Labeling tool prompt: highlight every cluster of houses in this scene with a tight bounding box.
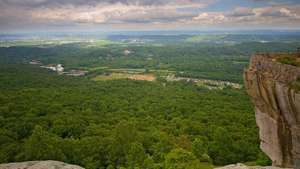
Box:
[29,60,87,76]
[165,74,242,90]
[41,64,64,73]
[123,49,132,55]
[65,70,89,77]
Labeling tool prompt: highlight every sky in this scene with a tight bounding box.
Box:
[0,0,300,32]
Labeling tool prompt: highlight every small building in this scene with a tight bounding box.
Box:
[124,49,132,56]
[40,64,64,73]
[56,64,64,72]
[29,60,42,65]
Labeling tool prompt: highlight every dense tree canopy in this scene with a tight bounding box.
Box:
[0,64,270,168]
[0,37,287,168]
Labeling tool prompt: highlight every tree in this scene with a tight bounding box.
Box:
[108,121,138,167]
[24,125,65,161]
[51,116,87,138]
[208,127,234,165]
[256,151,272,166]
[164,148,202,169]
[0,143,20,163]
[126,142,147,169]
[143,155,155,169]
[192,138,211,162]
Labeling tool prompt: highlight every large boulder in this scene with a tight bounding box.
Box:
[244,53,300,168]
[0,161,85,169]
[214,163,292,169]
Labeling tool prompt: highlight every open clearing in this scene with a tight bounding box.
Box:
[93,73,156,81]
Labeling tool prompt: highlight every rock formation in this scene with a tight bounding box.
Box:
[244,53,300,168]
[0,161,85,169]
[214,163,292,169]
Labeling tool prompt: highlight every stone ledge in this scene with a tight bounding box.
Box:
[0,161,85,169]
[214,163,292,169]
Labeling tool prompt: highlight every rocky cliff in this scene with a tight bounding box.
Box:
[244,53,300,168]
[0,161,85,169]
[215,163,292,169]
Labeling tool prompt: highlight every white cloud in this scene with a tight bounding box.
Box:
[192,12,226,25]
[29,1,208,24]
[1,0,300,30]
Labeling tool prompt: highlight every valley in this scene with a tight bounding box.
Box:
[1,32,300,169]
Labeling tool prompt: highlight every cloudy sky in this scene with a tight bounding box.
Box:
[0,0,300,32]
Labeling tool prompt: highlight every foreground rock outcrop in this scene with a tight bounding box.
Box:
[215,163,292,169]
[244,53,300,168]
[0,161,85,169]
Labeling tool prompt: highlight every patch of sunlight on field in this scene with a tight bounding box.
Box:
[95,39,113,45]
[82,39,121,48]
[186,35,228,43]
[0,39,117,47]
[88,66,109,71]
[0,40,66,47]
[109,68,146,72]
[93,73,156,81]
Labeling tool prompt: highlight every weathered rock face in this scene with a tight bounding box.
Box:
[244,53,300,168]
[0,161,85,169]
[214,163,292,169]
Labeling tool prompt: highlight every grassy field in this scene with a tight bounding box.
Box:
[92,73,156,81]
[186,35,228,43]
[0,39,115,47]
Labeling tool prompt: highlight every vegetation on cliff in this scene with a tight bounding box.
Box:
[276,54,300,67]
[275,53,300,91]
[290,77,300,91]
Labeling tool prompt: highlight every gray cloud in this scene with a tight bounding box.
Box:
[252,0,300,5]
[0,0,300,31]
[0,0,210,25]
[0,0,214,8]
[228,7,255,17]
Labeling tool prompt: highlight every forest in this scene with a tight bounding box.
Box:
[0,64,267,169]
[1,34,298,169]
